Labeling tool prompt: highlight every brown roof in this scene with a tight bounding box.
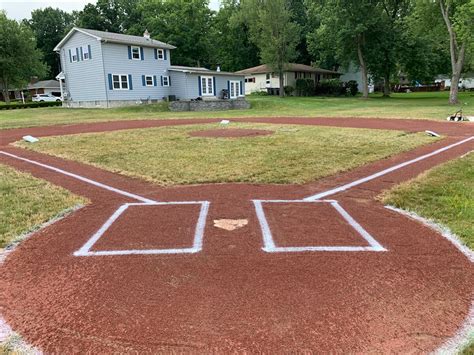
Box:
[235,63,340,75]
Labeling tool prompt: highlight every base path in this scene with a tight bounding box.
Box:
[0,117,473,353]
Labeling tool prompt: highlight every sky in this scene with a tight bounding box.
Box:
[0,0,221,21]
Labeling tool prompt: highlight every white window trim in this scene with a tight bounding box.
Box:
[201,75,214,96]
[131,46,141,60]
[229,80,242,98]
[157,49,164,60]
[82,45,90,60]
[112,74,129,90]
[145,75,154,87]
[162,75,170,87]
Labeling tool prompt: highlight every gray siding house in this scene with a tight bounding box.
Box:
[54,28,246,108]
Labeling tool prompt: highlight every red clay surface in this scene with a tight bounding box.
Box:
[189,128,274,138]
[0,117,473,353]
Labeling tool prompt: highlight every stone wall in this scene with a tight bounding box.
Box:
[169,99,250,112]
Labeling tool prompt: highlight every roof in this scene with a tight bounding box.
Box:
[169,66,244,77]
[54,27,176,51]
[27,80,60,89]
[235,63,340,75]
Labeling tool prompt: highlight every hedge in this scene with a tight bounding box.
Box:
[0,101,62,110]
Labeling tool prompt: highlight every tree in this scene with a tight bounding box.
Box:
[439,0,473,104]
[0,12,47,103]
[307,0,379,98]
[289,0,312,64]
[26,7,74,77]
[208,0,260,71]
[242,0,301,97]
[137,0,213,67]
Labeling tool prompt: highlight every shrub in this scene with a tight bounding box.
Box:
[295,78,315,96]
[346,80,359,96]
[249,90,269,96]
[0,101,62,110]
[284,85,295,96]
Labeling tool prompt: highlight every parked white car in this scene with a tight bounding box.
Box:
[32,94,63,102]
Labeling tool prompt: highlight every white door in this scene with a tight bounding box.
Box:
[229,81,240,99]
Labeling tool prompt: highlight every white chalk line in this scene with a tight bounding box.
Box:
[253,199,386,253]
[74,201,210,256]
[304,136,474,201]
[385,206,473,354]
[0,150,156,204]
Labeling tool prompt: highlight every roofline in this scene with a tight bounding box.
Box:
[236,66,341,75]
[168,68,245,76]
[54,27,101,51]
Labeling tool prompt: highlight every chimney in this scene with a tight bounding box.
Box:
[217,66,221,72]
[143,29,150,39]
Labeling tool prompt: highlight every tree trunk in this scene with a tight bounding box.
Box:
[357,36,369,99]
[449,72,460,104]
[279,69,285,97]
[1,77,10,104]
[383,74,391,97]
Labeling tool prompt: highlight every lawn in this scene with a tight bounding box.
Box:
[0,164,87,248]
[16,122,435,186]
[1,91,473,129]
[382,152,473,249]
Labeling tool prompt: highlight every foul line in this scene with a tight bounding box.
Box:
[0,150,155,203]
[304,136,473,201]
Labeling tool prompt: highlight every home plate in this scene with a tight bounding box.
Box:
[214,219,248,231]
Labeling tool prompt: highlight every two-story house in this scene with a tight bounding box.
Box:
[54,28,246,108]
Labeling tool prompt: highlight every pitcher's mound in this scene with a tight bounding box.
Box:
[189,128,274,138]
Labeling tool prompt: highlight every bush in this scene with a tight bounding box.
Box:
[284,85,295,96]
[249,90,268,96]
[0,101,62,110]
[315,79,347,96]
[346,80,358,96]
[295,78,315,96]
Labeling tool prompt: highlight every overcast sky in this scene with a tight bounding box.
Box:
[1,0,221,21]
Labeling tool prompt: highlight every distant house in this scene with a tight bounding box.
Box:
[339,63,374,94]
[27,79,61,97]
[54,27,246,108]
[236,63,341,95]
[435,73,474,90]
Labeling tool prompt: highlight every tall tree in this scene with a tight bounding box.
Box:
[0,11,47,103]
[138,0,213,67]
[439,0,473,104]
[26,7,74,77]
[242,0,301,97]
[289,0,311,64]
[209,0,260,71]
[307,0,379,98]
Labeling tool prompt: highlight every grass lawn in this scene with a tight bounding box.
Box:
[382,152,473,249]
[1,91,473,129]
[0,164,87,248]
[17,122,435,186]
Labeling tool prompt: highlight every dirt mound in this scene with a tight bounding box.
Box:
[189,128,274,138]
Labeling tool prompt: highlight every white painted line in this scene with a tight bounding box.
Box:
[253,199,386,253]
[74,201,210,257]
[304,136,474,201]
[0,150,156,204]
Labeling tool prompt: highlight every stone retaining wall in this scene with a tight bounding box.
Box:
[169,99,250,112]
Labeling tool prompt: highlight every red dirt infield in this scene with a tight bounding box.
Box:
[0,117,473,352]
[189,128,274,138]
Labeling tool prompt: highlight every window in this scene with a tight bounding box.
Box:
[245,77,255,83]
[71,49,78,62]
[112,74,129,90]
[157,49,164,60]
[162,76,170,87]
[145,75,153,86]
[83,45,90,60]
[131,46,141,60]
[266,73,271,85]
[201,76,214,96]
[229,81,241,99]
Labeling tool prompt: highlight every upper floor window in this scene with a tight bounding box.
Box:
[112,74,129,90]
[71,49,78,62]
[83,45,90,60]
[131,46,141,60]
[157,49,164,60]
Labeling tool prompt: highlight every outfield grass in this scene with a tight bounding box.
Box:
[382,152,473,249]
[0,164,87,248]
[17,122,435,186]
[1,92,473,129]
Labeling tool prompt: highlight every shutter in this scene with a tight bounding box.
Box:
[142,75,146,86]
[76,47,79,61]
[140,47,144,60]
[164,49,167,60]
[154,48,157,60]
[168,76,171,86]
[160,76,163,86]
[80,46,83,61]
[128,74,133,90]
[68,49,72,63]
[88,44,92,59]
[198,76,202,96]
[128,46,132,59]
[240,81,243,95]
[213,77,216,96]
[227,80,230,96]
[108,74,113,90]
[153,75,157,86]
